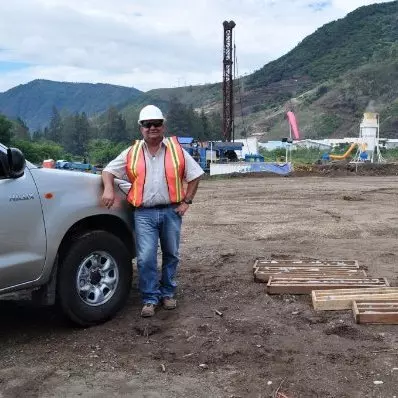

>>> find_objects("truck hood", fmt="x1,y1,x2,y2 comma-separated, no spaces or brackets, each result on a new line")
30,167,130,189
29,168,131,210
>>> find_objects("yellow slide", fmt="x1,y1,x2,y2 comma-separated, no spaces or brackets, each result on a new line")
330,143,357,160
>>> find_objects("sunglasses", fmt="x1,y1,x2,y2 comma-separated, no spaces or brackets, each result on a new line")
140,120,163,128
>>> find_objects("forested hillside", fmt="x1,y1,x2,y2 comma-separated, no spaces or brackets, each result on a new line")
120,1,398,139
1,1,398,149
247,1,398,88
0,79,142,131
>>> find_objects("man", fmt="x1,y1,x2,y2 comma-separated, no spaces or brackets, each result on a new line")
102,105,204,317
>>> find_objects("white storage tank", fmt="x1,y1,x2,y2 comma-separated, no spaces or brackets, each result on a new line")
359,112,379,155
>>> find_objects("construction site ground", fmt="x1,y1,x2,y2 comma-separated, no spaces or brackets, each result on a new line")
1,173,398,398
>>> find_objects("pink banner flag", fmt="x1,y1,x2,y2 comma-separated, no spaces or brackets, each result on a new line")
286,111,300,140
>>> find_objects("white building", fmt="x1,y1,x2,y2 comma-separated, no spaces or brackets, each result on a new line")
292,139,332,150
385,139,398,149
320,137,360,147
259,136,398,152
258,141,287,151
234,137,259,158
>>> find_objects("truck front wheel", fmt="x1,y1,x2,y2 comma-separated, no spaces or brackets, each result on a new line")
57,230,133,326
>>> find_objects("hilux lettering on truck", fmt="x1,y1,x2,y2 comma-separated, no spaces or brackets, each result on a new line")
9,193,35,201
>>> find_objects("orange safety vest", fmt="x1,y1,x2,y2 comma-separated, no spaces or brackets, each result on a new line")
125,136,186,207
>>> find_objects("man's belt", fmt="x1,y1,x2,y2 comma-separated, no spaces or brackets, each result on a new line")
136,203,177,209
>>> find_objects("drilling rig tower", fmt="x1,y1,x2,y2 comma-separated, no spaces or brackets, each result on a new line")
222,20,236,142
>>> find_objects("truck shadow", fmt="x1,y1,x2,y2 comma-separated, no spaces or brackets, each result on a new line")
0,300,74,338
0,289,142,338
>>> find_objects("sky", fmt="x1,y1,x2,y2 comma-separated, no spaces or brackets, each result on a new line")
0,0,392,93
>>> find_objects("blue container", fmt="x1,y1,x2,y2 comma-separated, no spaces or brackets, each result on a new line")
245,154,264,163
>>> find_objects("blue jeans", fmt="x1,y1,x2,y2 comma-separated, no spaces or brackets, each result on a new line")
133,205,182,305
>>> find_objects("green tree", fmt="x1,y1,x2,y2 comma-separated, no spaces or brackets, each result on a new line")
104,107,129,143
166,97,189,135
200,109,210,139
47,106,63,142
58,112,91,156
0,114,13,146
75,112,91,156
32,129,45,141
185,105,202,138
61,113,79,154
121,108,140,140
11,139,65,164
12,118,30,141
87,139,127,165
166,97,212,139
207,112,223,140
61,113,91,156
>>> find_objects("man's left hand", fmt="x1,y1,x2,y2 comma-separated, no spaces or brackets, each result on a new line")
175,202,189,216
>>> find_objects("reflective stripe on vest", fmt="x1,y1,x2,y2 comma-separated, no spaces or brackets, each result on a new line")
164,136,186,204
126,140,145,207
125,136,185,207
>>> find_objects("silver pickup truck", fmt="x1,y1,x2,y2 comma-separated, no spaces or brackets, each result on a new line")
0,143,134,326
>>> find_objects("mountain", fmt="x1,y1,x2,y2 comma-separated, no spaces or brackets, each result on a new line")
0,79,142,131
119,1,398,140
246,1,398,89
2,1,398,140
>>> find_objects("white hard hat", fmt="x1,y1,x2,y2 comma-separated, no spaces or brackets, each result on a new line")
138,105,165,123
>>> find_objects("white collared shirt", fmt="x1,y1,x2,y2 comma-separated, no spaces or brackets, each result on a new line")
103,139,204,207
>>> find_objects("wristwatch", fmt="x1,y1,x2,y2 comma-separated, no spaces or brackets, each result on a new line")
183,198,193,204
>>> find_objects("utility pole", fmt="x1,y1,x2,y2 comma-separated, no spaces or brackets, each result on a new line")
222,20,235,142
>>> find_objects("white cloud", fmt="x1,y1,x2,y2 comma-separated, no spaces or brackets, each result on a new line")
0,0,392,92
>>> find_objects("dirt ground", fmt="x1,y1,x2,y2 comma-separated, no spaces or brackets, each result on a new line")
1,175,398,398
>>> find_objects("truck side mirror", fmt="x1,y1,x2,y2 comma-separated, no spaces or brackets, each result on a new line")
7,148,26,178
0,152,9,177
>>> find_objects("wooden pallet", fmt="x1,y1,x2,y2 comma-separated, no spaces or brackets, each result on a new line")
254,259,360,269
254,267,366,282
267,277,389,295
353,299,398,324
312,287,398,310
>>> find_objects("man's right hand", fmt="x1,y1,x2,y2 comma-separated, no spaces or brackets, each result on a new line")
102,188,115,209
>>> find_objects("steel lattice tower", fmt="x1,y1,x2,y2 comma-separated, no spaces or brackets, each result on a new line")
222,20,235,142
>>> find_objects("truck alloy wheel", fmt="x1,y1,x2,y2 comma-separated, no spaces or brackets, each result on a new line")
76,251,119,306
57,230,132,326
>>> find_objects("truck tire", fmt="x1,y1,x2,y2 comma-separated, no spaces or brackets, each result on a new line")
57,230,133,326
